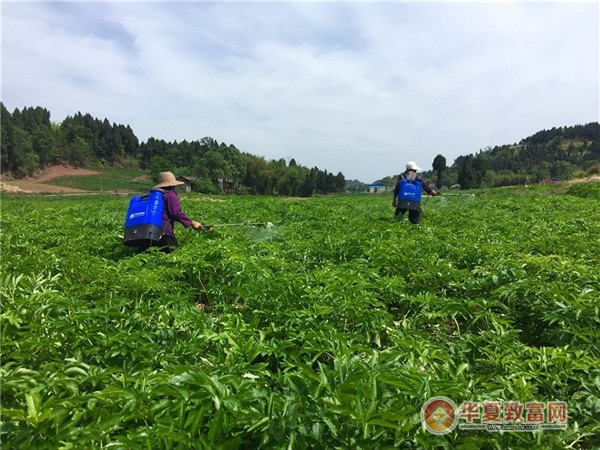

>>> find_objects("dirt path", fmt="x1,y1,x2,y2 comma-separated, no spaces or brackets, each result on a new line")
1,181,93,194
1,165,101,194
29,165,101,182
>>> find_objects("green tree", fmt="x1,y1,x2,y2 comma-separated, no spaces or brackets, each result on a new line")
301,168,318,196
532,162,551,182
219,144,246,186
13,128,35,176
32,128,57,166
66,137,92,168
140,138,170,169
334,172,346,192
472,154,487,188
278,167,303,196
457,155,476,189
551,161,578,180
242,155,269,195
149,156,173,181
1,103,17,173
198,151,227,189
432,154,446,188
118,125,140,159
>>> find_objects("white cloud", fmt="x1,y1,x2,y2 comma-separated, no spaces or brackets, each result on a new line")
2,2,598,182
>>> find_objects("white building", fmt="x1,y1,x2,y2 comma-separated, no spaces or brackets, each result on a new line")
367,183,387,193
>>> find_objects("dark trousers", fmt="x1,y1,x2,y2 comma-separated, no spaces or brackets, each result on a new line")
156,235,179,253
395,207,421,224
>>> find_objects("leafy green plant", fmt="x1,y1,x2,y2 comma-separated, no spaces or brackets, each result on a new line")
1,189,599,448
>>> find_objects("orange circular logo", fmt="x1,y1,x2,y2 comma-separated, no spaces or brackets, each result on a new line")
421,396,459,435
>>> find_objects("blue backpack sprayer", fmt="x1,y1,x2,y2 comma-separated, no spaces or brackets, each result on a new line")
397,178,423,211
123,189,165,248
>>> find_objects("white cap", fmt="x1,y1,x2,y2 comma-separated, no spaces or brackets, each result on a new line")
406,161,422,172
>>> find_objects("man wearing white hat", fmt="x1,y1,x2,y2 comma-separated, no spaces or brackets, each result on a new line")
392,161,438,224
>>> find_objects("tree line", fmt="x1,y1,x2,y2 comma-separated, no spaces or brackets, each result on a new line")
0,104,345,196
142,136,345,196
2,103,597,193
381,123,599,190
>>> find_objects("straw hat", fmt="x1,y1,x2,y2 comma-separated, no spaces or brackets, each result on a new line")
154,171,185,189
406,161,422,172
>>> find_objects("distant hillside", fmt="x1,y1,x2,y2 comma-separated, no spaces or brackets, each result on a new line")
390,123,599,189
480,122,599,173
345,179,368,193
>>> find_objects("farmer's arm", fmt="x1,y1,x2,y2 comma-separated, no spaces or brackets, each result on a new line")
421,181,438,196
166,192,202,229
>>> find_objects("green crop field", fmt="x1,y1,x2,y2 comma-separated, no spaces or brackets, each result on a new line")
1,187,599,449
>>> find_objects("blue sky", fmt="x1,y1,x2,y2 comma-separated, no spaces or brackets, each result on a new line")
2,1,598,183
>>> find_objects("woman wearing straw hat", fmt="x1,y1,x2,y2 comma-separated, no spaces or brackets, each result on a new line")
153,171,203,252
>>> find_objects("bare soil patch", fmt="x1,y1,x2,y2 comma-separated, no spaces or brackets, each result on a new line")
30,165,101,182
1,165,100,194
566,176,600,185
1,181,90,194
